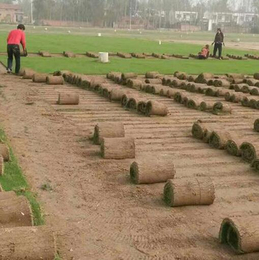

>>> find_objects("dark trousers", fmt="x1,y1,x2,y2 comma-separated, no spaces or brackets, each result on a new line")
213,43,222,58
7,44,21,74
198,55,207,60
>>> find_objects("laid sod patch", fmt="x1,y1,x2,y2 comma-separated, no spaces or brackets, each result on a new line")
0,55,258,75
0,128,44,226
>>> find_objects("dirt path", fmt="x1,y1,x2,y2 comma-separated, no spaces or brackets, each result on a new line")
173,40,259,52
0,72,259,259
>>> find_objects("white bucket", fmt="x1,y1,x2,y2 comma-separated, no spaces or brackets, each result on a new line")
99,52,109,63
98,33,102,37
159,40,162,45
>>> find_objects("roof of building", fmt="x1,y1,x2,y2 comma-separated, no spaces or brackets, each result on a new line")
0,3,22,11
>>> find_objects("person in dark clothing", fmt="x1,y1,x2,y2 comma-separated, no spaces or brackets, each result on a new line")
212,28,224,59
6,24,27,74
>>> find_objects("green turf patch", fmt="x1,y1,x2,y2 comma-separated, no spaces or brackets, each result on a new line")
0,28,257,75
0,128,44,226
0,55,258,75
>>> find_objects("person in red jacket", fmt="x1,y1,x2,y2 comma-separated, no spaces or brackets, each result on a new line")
7,24,27,74
198,44,210,59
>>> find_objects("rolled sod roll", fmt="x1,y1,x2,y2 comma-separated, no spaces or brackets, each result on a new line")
142,84,149,92
181,93,192,105
226,136,243,157
205,87,218,97
23,69,35,79
0,144,10,162
137,101,148,114
121,93,135,107
145,78,162,84
64,51,76,58
172,78,186,88
200,101,214,112
117,52,132,59
231,93,245,103
166,89,178,98
174,92,183,103
240,142,259,163
40,51,51,57
209,131,232,149
164,178,215,207
252,159,259,171
207,79,216,86
0,192,33,228
192,121,208,139
187,75,198,82
233,84,244,92
109,89,130,102
32,73,47,83
227,73,244,79
126,79,143,90
77,75,91,87
162,76,173,85
46,76,64,85
241,85,251,93
246,78,259,86
145,71,160,79
214,79,231,88
0,226,56,259
121,73,137,80
187,98,203,110
107,72,122,81
232,78,244,84
18,68,25,76
176,72,188,80
101,137,135,159
254,119,259,132
150,84,164,95
159,86,171,96
219,216,259,254
248,98,257,109
127,97,146,110
224,92,232,102
203,127,215,143
57,93,79,105
100,85,116,98
218,88,232,97
130,157,175,184
250,87,259,96
93,122,125,145
213,102,232,115
196,73,214,83
145,101,168,116
254,73,259,80
0,155,4,175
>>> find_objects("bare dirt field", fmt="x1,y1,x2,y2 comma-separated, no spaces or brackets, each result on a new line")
175,40,259,52
1,68,259,260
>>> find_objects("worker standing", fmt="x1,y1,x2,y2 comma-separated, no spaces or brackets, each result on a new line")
6,24,27,74
212,28,224,59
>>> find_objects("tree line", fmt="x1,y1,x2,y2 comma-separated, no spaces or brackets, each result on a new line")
1,0,259,27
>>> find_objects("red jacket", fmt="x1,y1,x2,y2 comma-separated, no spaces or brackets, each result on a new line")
200,48,209,58
7,29,26,49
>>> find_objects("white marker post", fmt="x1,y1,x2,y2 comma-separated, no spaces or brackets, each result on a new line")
99,52,109,63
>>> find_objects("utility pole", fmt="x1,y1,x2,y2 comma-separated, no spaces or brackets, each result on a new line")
159,0,162,30
31,0,34,24
129,0,132,30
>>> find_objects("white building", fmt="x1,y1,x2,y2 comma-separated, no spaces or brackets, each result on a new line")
204,11,257,30
172,11,198,23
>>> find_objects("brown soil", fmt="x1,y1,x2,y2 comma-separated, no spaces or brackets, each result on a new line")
0,68,259,259
175,40,259,52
